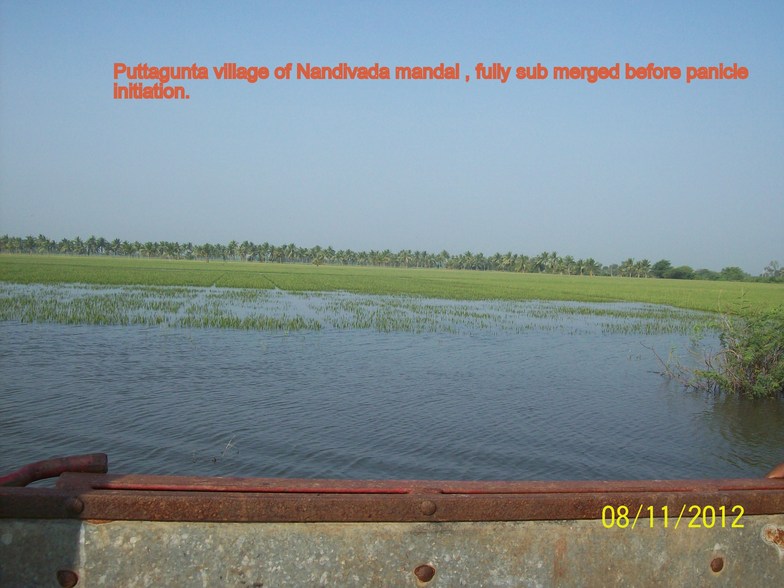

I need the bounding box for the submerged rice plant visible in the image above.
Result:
[0,281,715,337]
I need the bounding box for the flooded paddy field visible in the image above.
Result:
[0,282,714,335]
[1,282,782,481]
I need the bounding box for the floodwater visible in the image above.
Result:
[1,286,782,481]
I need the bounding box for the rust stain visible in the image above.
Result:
[762,525,784,553]
[553,536,567,581]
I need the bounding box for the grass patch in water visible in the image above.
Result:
[0,284,319,332]
[0,282,713,336]
[0,284,706,335]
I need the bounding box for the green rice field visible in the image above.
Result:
[1,254,781,313]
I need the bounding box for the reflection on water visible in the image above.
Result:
[1,291,782,481]
[694,394,784,470]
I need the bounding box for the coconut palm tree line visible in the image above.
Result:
[1,233,780,281]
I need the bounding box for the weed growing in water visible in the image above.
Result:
[652,306,784,398]
[191,435,239,464]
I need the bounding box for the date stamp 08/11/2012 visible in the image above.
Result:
[601,504,745,530]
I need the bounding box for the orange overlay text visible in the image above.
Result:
[113,61,750,100]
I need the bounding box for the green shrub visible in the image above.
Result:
[661,306,784,398]
[695,307,784,397]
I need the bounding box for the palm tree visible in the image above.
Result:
[282,243,295,263]
[140,242,156,258]
[257,242,270,262]
[498,252,513,271]
[34,234,52,253]
[85,235,98,255]
[227,240,238,260]
[561,255,576,275]
[546,251,561,273]
[584,258,601,277]
[634,259,652,278]
[238,241,252,261]
[619,258,635,277]
[531,252,547,273]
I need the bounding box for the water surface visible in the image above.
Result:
[1,286,782,481]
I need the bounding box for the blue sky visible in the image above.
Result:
[1,1,782,273]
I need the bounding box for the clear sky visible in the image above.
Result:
[1,1,782,273]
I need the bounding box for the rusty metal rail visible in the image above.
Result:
[2,455,784,586]
[0,453,107,487]
[1,455,783,523]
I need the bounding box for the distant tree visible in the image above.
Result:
[634,259,652,278]
[1,235,18,252]
[213,243,227,261]
[561,255,576,275]
[72,237,85,255]
[694,269,719,280]
[619,258,635,277]
[258,242,270,262]
[282,243,295,263]
[583,258,601,277]
[651,259,672,278]
[665,265,694,280]
[120,241,135,256]
[532,252,548,273]
[141,242,156,258]
[719,266,748,282]
[546,251,560,273]
[6,232,767,286]
[515,255,531,273]
[763,260,782,279]
[85,235,98,255]
[36,234,53,253]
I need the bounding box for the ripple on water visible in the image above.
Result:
[1,294,782,480]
